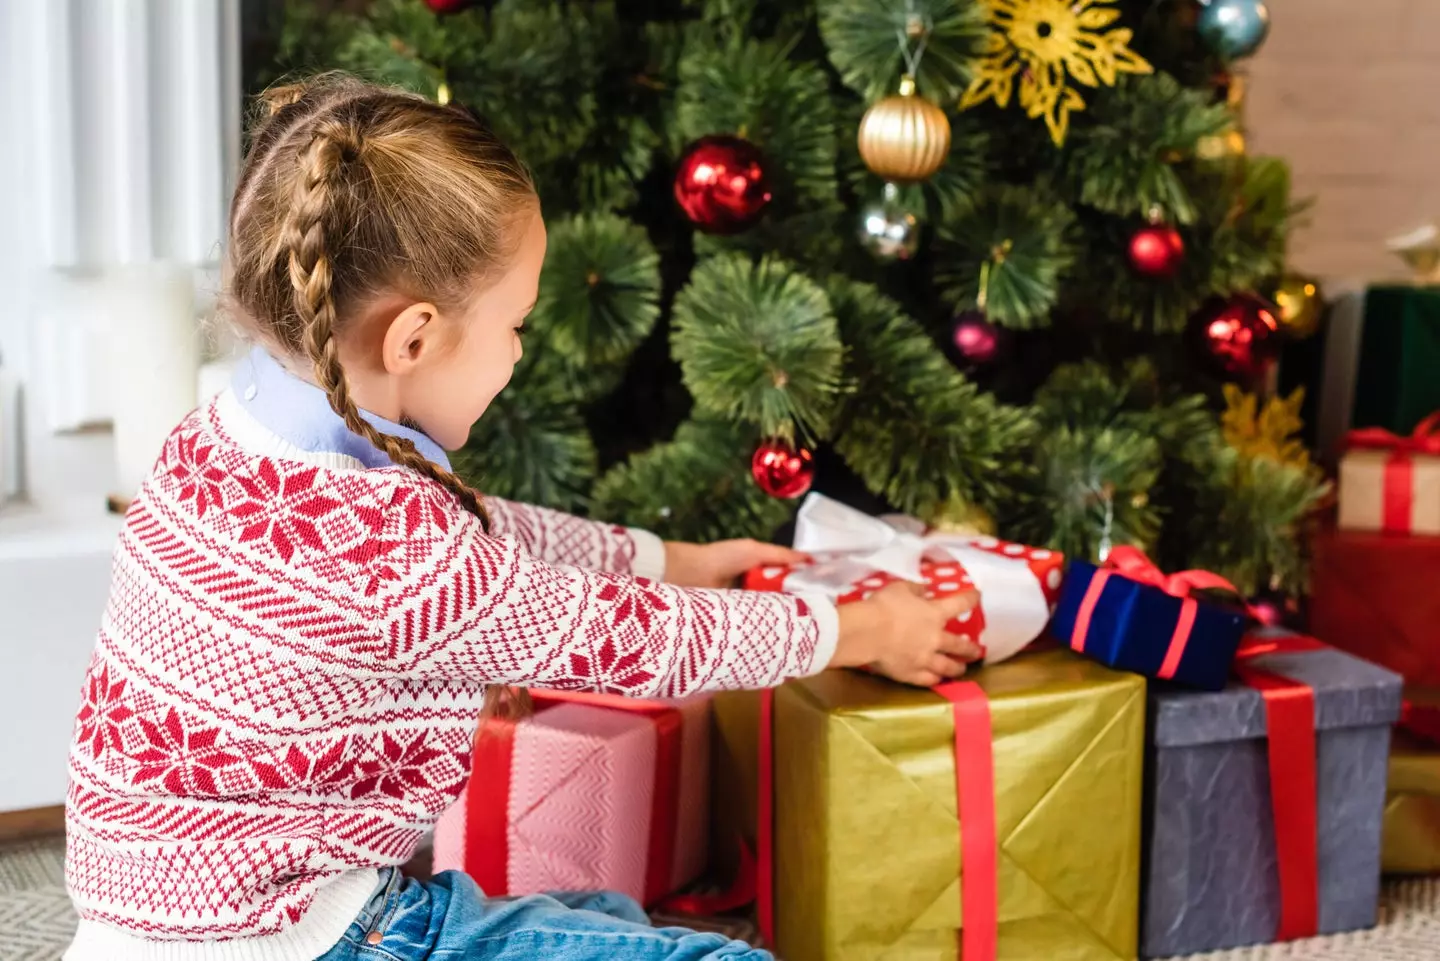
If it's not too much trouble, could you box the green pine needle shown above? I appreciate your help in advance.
[674,35,837,204]
[819,0,986,104]
[1064,74,1234,225]
[455,376,598,513]
[934,183,1077,328]
[590,419,796,542]
[532,213,662,377]
[672,254,845,441]
[828,278,1037,518]
[1183,452,1331,596]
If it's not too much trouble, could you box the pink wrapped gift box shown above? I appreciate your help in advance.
[433,691,710,906]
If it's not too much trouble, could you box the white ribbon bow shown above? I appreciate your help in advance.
[776,493,1053,665]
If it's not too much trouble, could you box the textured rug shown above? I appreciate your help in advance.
[3,837,1437,961]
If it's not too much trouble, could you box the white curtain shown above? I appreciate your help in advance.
[0,0,241,504]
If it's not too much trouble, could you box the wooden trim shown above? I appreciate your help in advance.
[0,806,65,844]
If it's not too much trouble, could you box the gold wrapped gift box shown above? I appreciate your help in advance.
[1384,730,1440,874]
[712,648,1145,961]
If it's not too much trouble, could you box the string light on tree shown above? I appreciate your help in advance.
[1197,0,1271,60]
[673,135,773,235]
[751,437,815,499]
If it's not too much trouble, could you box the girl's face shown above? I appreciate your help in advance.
[399,207,547,450]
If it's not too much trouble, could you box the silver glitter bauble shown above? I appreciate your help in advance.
[857,182,922,262]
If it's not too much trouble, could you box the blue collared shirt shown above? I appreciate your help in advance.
[231,347,452,471]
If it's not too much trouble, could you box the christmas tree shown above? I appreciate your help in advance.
[248,0,1324,596]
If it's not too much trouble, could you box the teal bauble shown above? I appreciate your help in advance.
[1197,0,1270,60]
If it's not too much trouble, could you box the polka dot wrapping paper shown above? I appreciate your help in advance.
[744,494,1066,666]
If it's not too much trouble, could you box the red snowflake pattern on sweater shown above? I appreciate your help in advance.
[65,397,830,953]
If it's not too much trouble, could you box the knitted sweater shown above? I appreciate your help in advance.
[64,356,837,961]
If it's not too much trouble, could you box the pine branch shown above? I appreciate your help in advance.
[1182,451,1331,596]
[590,419,795,542]
[532,213,662,383]
[1063,73,1233,225]
[455,370,597,512]
[819,0,986,104]
[673,34,838,205]
[934,183,1078,327]
[1070,158,1292,332]
[671,254,845,441]
[828,278,1037,519]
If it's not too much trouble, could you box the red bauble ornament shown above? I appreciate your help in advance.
[950,310,1005,371]
[1128,224,1185,278]
[751,438,815,499]
[423,0,473,12]
[1193,294,1280,380]
[674,135,773,235]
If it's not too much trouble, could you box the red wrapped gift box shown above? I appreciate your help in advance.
[1309,527,1440,693]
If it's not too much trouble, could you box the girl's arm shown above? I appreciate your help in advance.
[382,485,837,694]
[483,496,667,580]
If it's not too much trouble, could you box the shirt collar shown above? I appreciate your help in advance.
[231,347,452,471]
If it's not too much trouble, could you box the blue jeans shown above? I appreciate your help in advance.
[315,869,772,960]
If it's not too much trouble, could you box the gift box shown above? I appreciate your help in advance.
[712,648,1146,961]
[1337,415,1440,534]
[1142,633,1402,957]
[1383,727,1440,875]
[433,691,710,905]
[748,493,1065,665]
[1050,548,1248,690]
[1316,286,1440,466]
[1308,527,1440,689]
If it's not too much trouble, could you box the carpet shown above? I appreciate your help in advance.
[3,837,1437,960]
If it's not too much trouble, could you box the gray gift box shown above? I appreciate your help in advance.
[1141,639,1402,958]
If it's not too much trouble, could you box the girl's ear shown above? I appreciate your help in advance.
[379,301,441,376]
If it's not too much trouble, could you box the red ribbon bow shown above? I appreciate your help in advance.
[1346,412,1440,455]
[1071,547,1242,680]
[1346,413,1440,533]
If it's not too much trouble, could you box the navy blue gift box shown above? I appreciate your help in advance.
[1049,553,1248,691]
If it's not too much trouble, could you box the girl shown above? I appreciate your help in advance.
[64,74,980,961]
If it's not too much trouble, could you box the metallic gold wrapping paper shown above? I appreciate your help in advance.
[1383,731,1440,874]
[712,649,1145,961]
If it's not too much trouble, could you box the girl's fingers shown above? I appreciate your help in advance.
[927,653,969,680]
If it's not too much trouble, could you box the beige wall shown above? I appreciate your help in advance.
[1247,0,1440,284]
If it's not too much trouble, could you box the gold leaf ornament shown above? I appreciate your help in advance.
[1221,384,1311,470]
[961,0,1153,146]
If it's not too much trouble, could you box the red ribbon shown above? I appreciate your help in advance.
[467,690,686,907]
[755,682,998,960]
[1346,412,1440,534]
[1233,633,1325,941]
[1070,547,1241,679]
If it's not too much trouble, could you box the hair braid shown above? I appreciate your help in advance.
[282,125,491,532]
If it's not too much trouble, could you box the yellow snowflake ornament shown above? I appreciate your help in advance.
[960,0,1153,146]
[1221,384,1312,471]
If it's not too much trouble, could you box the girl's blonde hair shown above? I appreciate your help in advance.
[228,72,536,528]
[228,74,537,718]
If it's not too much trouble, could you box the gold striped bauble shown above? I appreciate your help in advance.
[857,75,950,183]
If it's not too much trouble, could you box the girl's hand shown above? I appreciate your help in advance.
[663,539,811,589]
[831,581,983,687]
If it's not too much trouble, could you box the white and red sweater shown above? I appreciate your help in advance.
[64,353,836,961]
